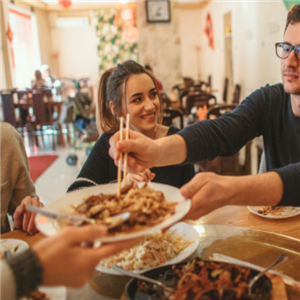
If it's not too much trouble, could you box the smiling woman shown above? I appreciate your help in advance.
[67,60,195,191]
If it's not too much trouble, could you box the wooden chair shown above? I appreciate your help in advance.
[223,78,229,103]
[31,90,59,150]
[183,77,194,88]
[185,93,216,115]
[160,92,172,108]
[162,107,184,129]
[198,103,251,175]
[232,84,241,104]
[207,104,238,119]
[0,90,26,136]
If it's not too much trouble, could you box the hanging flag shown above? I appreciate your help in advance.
[58,0,72,9]
[204,13,214,50]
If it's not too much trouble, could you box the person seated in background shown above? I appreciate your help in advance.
[144,64,163,92]
[31,70,46,90]
[0,122,43,234]
[108,5,300,219]
[1,225,140,300]
[41,64,56,88]
[67,60,194,192]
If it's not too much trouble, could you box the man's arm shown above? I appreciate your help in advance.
[181,171,283,220]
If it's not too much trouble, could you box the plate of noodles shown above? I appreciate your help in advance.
[97,222,199,275]
[35,182,191,242]
[248,206,300,219]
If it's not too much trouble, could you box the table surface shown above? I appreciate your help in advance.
[1,205,300,300]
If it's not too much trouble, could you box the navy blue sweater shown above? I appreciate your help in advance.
[178,83,300,206]
[68,126,195,191]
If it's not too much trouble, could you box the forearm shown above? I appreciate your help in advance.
[155,134,187,167]
[229,172,283,206]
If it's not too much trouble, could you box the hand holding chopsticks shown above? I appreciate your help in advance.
[117,114,130,196]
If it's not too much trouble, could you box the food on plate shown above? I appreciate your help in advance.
[257,206,289,216]
[100,229,192,270]
[20,289,49,300]
[136,258,271,300]
[67,183,177,234]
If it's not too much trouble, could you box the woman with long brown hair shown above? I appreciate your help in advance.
[68,60,194,191]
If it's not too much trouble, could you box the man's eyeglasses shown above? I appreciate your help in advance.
[275,42,300,61]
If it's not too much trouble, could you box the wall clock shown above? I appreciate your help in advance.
[146,0,171,23]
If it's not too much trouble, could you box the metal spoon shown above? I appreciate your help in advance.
[248,253,288,295]
[112,265,174,294]
[26,205,130,228]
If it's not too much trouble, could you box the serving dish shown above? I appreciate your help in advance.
[125,258,272,300]
[97,222,199,274]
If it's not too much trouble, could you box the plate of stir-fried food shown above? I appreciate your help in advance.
[35,182,191,242]
[97,222,199,274]
[125,257,272,300]
[248,206,300,219]
[0,239,29,259]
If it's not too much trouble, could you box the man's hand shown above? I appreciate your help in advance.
[109,130,159,172]
[13,196,43,235]
[33,225,141,288]
[181,172,283,221]
[109,130,187,172]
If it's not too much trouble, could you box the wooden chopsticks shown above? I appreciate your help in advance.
[117,114,130,197]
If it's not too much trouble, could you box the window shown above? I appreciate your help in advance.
[8,7,41,87]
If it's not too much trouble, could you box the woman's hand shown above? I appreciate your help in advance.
[13,196,44,235]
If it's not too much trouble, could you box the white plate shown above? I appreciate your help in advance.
[0,239,29,257]
[96,222,199,275]
[35,182,191,242]
[248,206,300,219]
[39,286,66,300]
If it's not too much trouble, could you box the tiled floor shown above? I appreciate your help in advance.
[24,133,88,206]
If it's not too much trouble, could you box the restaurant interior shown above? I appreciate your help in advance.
[1,0,300,300]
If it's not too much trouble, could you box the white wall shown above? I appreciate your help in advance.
[179,1,286,102]
[49,11,99,97]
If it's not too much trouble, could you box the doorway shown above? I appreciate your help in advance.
[8,6,41,88]
[223,11,233,103]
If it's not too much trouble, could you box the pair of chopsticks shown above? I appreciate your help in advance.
[117,114,130,196]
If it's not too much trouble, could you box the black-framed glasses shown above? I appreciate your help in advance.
[275,42,300,61]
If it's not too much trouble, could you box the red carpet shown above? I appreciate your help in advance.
[28,155,58,182]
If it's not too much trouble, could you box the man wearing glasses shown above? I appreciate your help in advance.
[109,5,300,219]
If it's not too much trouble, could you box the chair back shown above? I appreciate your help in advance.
[1,90,16,126]
[185,93,216,115]
[232,84,241,104]
[160,92,172,108]
[162,107,184,129]
[14,88,32,103]
[223,78,229,103]
[32,91,51,125]
[207,104,237,119]
[183,77,194,88]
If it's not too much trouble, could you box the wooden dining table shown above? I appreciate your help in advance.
[1,205,300,300]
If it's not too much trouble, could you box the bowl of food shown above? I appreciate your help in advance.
[125,257,272,300]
